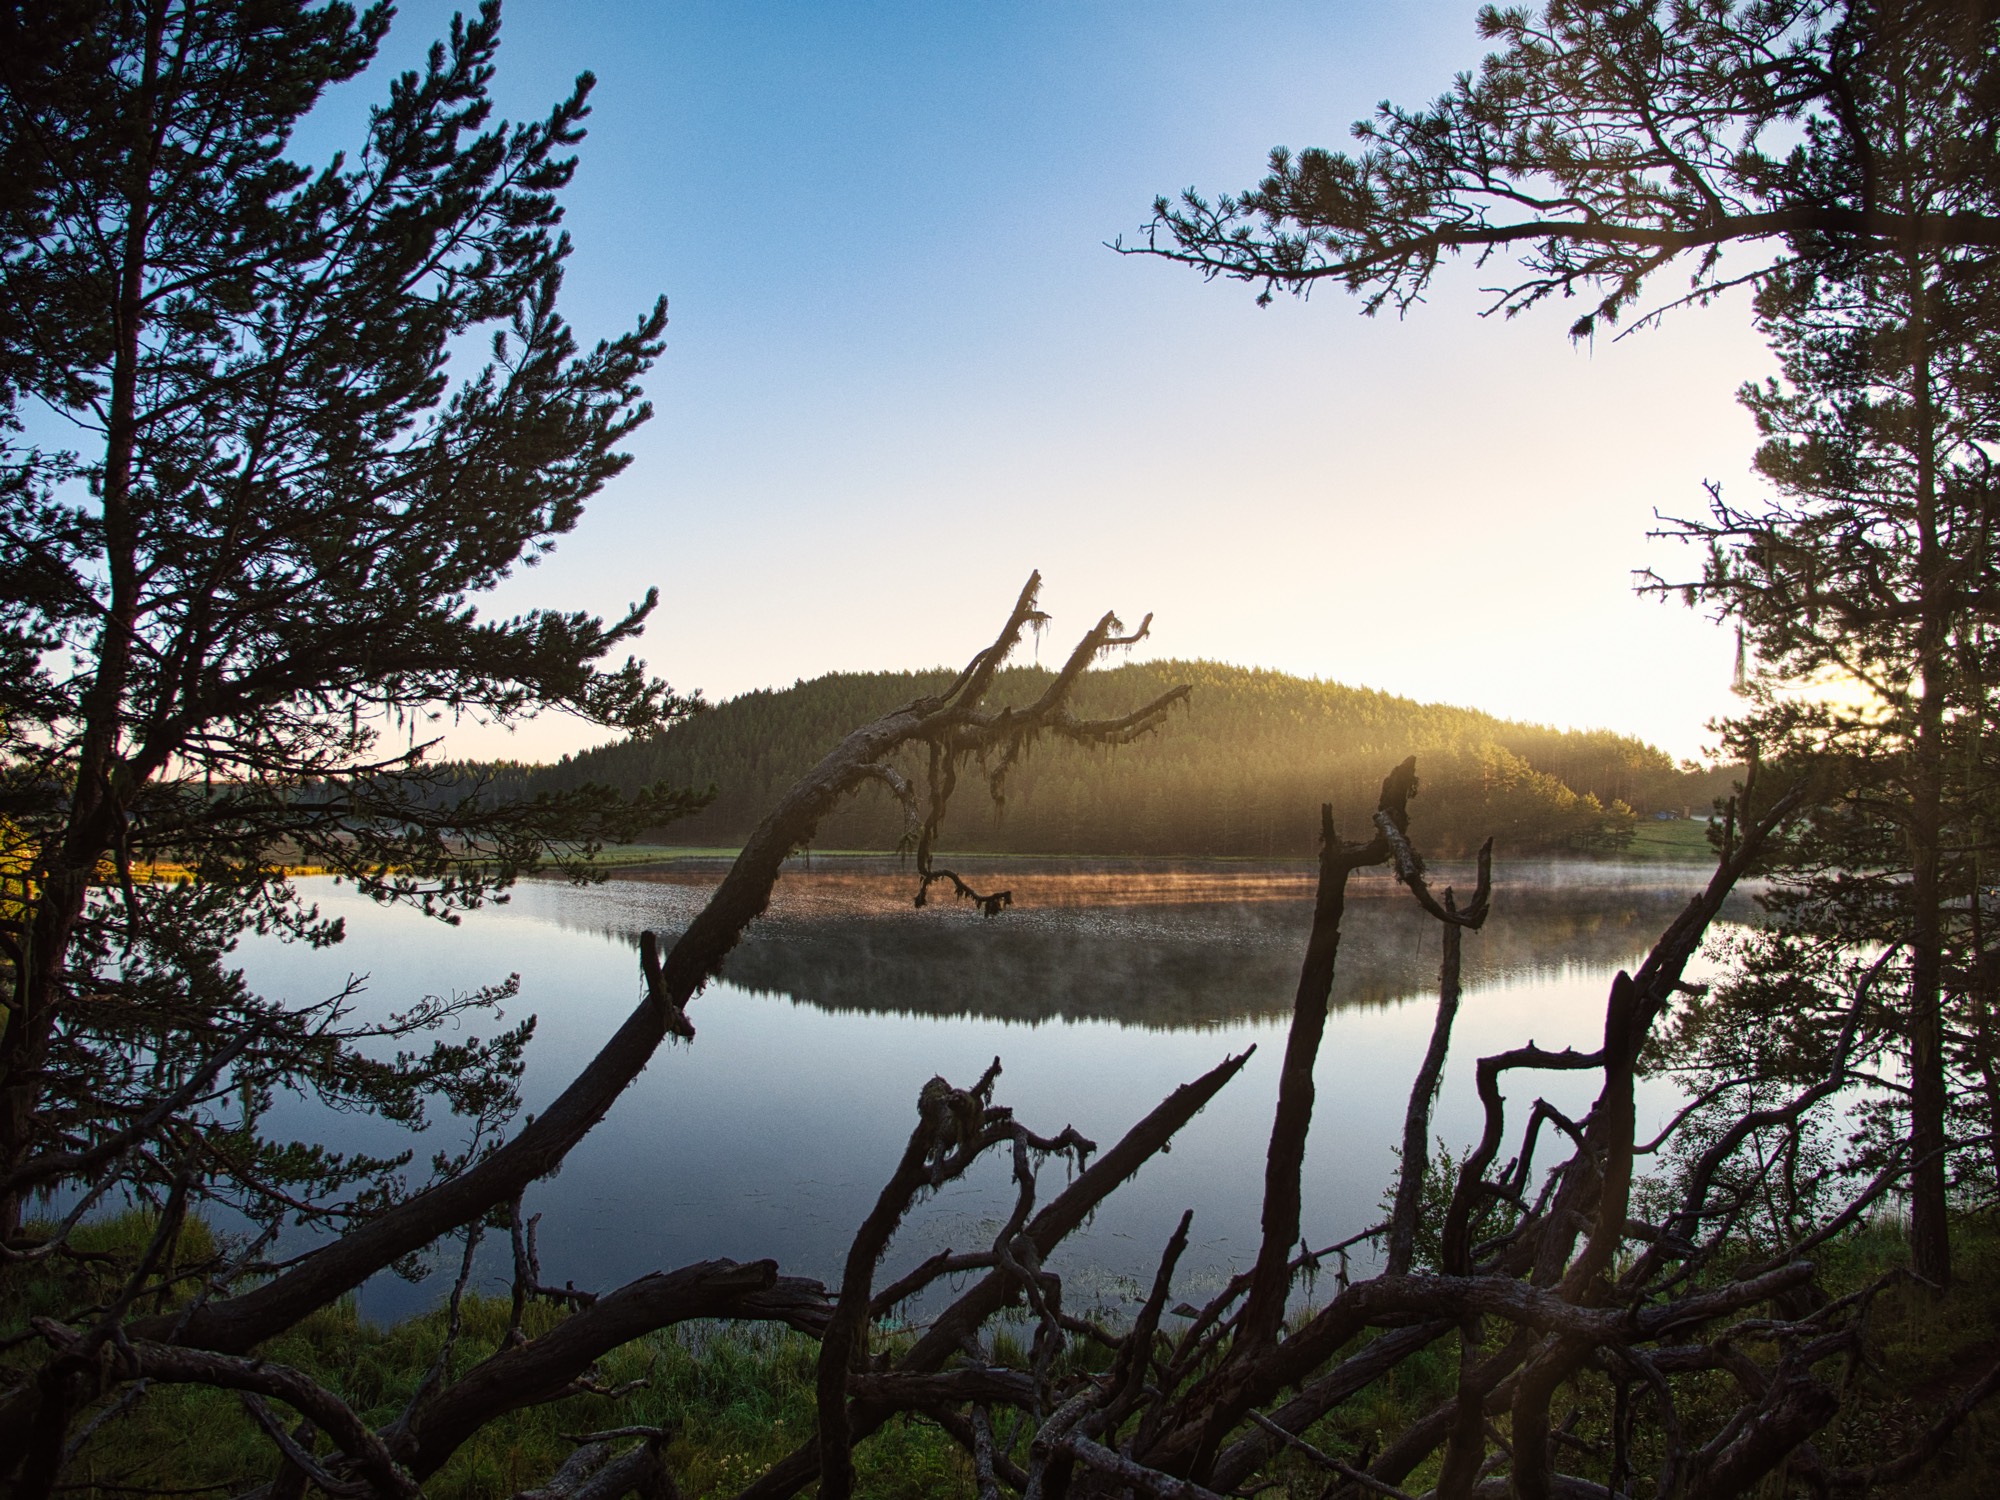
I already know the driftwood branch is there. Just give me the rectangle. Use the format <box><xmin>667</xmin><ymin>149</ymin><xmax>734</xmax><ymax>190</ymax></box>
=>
<box><xmin>1381</xmin><ymin>825</ymin><xmax>1495</xmax><ymax>1284</ymax></box>
<box><xmin>391</xmin><ymin>1259</ymin><xmax>826</xmax><ymax>1478</ymax></box>
<box><xmin>74</xmin><ymin>576</ymin><xmax>1182</xmax><ymax>1368</ymax></box>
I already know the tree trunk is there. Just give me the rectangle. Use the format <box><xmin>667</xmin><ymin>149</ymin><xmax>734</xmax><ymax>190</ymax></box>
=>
<box><xmin>1235</xmin><ymin>805</ymin><xmax>1355</xmax><ymax>1352</ymax></box>
<box><xmin>1906</xmin><ymin>257</ymin><xmax>1952</xmax><ymax>1290</ymax></box>
<box><xmin>0</xmin><ymin>0</ymin><xmax>162</xmax><ymax>1240</ymax></box>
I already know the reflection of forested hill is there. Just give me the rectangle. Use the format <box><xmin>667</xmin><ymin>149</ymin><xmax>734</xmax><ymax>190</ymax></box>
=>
<box><xmin>719</xmin><ymin>889</ymin><xmax>1749</xmax><ymax>1029</ymax></box>
<box><xmin>490</xmin><ymin>663</ymin><xmax>1735</xmax><ymax>858</ymax></box>
<box><xmin>539</xmin><ymin>867</ymin><xmax>1756</xmax><ymax>1031</ymax></box>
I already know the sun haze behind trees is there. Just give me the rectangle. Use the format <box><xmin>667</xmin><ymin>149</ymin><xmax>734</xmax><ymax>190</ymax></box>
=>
<box><xmin>0</xmin><ymin>0</ymin><xmax>704</xmax><ymax>1248</ymax></box>
<box><xmin>1137</xmin><ymin>0</ymin><xmax>2000</xmax><ymax>1289</ymax></box>
<box><xmin>505</xmin><ymin>661</ymin><xmax>1723</xmax><ymax>858</ymax></box>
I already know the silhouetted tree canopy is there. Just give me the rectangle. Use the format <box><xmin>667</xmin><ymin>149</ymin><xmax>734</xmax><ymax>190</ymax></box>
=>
<box><xmin>1133</xmin><ymin>0</ymin><xmax>2000</xmax><ymax>337</ymax></box>
<box><xmin>1139</xmin><ymin>0</ymin><xmax>2000</xmax><ymax>1291</ymax></box>
<box><xmin>0</xmin><ymin>0</ymin><xmax>701</xmax><ymax>1246</ymax></box>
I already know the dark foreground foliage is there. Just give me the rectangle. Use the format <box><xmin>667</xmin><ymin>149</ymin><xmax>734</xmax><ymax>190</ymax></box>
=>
<box><xmin>8</xmin><ymin>1210</ymin><xmax>1999</xmax><ymax>1500</ymax></box>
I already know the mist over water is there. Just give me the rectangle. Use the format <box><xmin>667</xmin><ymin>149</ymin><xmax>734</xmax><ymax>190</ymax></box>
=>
<box><xmin>238</xmin><ymin>860</ymin><xmax>1752</xmax><ymax>1324</ymax></box>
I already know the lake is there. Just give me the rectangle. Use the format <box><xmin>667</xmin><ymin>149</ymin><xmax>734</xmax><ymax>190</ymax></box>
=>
<box><xmin>235</xmin><ymin>857</ymin><xmax>1752</xmax><ymax>1324</ymax></box>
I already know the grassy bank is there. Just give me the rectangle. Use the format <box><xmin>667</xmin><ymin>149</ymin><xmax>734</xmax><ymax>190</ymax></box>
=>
<box><xmin>1619</xmin><ymin>815</ymin><xmax>1720</xmax><ymax>862</ymax></box>
<box><xmin>49</xmin><ymin>1301</ymin><xmax>965</xmax><ymax>1497</ymax></box>
<box><xmin>7</xmin><ymin>1210</ymin><xmax>1995</xmax><ymax>1496</ymax></box>
<box><xmin>3</xmin><ymin>1213</ymin><xmax>964</xmax><ymax>1498</ymax></box>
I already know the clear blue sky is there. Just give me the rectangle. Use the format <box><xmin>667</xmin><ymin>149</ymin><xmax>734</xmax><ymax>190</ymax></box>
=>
<box><xmin>317</xmin><ymin>0</ymin><xmax>1772</xmax><ymax>763</ymax></box>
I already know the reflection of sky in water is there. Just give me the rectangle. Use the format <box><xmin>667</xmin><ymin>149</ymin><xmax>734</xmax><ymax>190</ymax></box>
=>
<box><xmin>236</xmin><ymin>865</ymin><xmax>1749</xmax><ymax>1324</ymax></box>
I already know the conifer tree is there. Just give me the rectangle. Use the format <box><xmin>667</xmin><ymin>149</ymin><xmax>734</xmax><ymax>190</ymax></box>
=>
<box><xmin>1653</xmin><ymin>132</ymin><xmax>2000</xmax><ymax>1286</ymax></box>
<box><xmin>0</xmin><ymin>0</ymin><xmax>699</xmax><ymax>1239</ymax></box>
<box><xmin>1139</xmin><ymin>0</ymin><xmax>2000</xmax><ymax>1285</ymax></box>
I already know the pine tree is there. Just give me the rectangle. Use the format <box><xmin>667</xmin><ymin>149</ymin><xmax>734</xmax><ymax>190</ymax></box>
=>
<box><xmin>1140</xmin><ymin>0</ymin><xmax>2000</xmax><ymax>1285</ymax></box>
<box><xmin>1658</xmin><ymin>191</ymin><xmax>2000</xmax><ymax>1285</ymax></box>
<box><xmin>0</xmin><ymin>0</ymin><xmax>700</xmax><ymax>1239</ymax></box>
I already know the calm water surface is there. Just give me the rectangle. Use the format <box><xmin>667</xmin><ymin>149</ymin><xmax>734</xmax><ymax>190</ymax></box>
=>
<box><xmin>236</xmin><ymin>859</ymin><xmax>1751</xmax><ymax>1323</ymax></box>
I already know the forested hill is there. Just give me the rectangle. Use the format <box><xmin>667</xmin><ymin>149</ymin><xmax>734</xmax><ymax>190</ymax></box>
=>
<box><xmin>503</xmin><ymin>661</ymin><xmax>1725</xmax><ymax>857</ymax></box>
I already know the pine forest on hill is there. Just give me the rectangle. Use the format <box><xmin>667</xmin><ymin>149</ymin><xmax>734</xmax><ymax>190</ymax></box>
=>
<box><xmin>483</xmin><ymin>661</ymin><xmax>1732</xmax><ymax>858</ymax></box>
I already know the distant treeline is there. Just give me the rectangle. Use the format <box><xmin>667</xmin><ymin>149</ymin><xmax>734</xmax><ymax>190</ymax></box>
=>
<box><xmin>451</xmin><ymin>662</ymin><xmax>1737</xmax><ymax>858</ymax></box>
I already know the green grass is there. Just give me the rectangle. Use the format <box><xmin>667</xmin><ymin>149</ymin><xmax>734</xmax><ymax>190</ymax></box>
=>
<box><xmin>1620</xmin><ymin>816</ymin><xmax>1719</xmax><ymax>862</ymax></box>
<box><xmin>585</xmin><ymin>843</ymin><xmax>748</xmax><ymax>863</ymax></box>
<box><xmin>10</xmin><ymin>1210</ymin><xmax>2000</xmax><ymax>1496</ymax></box>
<box><xmin>1205</xmin><ymin>1214</ymin><xmax>2000</xmax><ymax>1499</ymax></box>
<box><xmin>2</xmin><ymin>1215</ymin><xmax>965</xmax><ymax>1498</ymax></box>
<box><xmin>1810</xmin><ymin>1214</ymin><xmax>2000</xmax><ymax>1497</ymax></box>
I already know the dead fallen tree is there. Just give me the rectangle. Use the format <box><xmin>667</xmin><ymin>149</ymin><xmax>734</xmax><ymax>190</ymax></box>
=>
<box><xmin>3</xmin><ymin>578</ymin><xmax>1995</xmax><ymax>1498</ymax></box>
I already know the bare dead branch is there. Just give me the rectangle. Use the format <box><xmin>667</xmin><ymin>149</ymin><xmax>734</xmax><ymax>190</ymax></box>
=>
<box><xmin>393</xmin><ymin>1259</ymin><xmax>823</xmax><ymax>1478</ymax></box>
<box><xmin>99</xmin><ymin>577</ymin><xmax>1182</xmax><ymax>1362</ymax></box>
<box><xmin>28</xmin><ymin>1326</ymin><xmax>417</xmax><ymax>1499</ymax></box>
<box><xmin>1245</xmin><ymin>1410</ymin><xmax>1416</xmax><ymax>1500</ymax></box>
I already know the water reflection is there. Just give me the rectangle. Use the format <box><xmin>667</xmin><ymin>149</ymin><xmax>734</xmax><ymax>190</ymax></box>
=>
<box><xmin>234</xmin><ymin>860</ymin><xmax>1751</xmax><ymax>1324</ymax></box>
<box><xmin>522</xmin><ymin>860</ymin><xmax>1753</xmax><ymax>1029</ymax></box>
